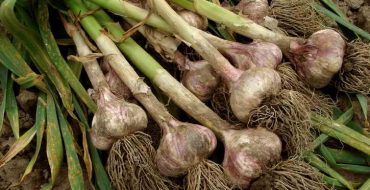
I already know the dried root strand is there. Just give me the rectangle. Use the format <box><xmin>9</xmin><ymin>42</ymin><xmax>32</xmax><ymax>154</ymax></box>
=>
<box><xmin>277</xmin><ymin>63</ymin><xmax>335</xmax><ymax>118</ymax></box>
<box><xmin>336</xmin><ymin>40</ymin><xmax>370</xmax><ymax>95</ymax></box>
<box><xmin>186</xmin><ymin>160</ymin><xmax>232</xmax><ymax>190</ymax></box>
<box><xmin>247</xmin><ymin>90</ymin><xmax>315</xmax><ymax>156</ymax></box>
<box><xmin>251</xmin><ymin>157</ymin><xmax>330</xmax><ymax>190</ymax></box>
<box><xmin>270</xmin><ymin>0</ymin><xmax>328</xmax><ymax>37</ymax></box>
<box><xmin>211</xmin><ymin>82</ymin><xmax>241</xmax><ymax>126</ymax></box>
<box><xmin>107</xmin><ymin>132</ymin><xmax>178</xmax><ymax>190</ymax></box>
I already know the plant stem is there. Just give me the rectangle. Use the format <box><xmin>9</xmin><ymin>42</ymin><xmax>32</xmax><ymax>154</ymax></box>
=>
<box><xmin>305</xmin><ymin>152</ymin><xmax>355</xmax><ymax>190</ymax></box>
<box><xmin>311</xmin><ymin>117</ymin><xmax>370</xmax><ymax>155</ymax></box>
<box><xmin>359</xmin><ymin>178</ymin><xmax>370</xmax><ymax>190</ymax></box>
<box><xmin>84</xmin><ymin>2</ymin><xmax>231</xmax><ymax>137</ymax></box>
<box><xmin>312</xmin><ymin>114</ymin><xmax>370</xmax><ymax>147</ymax></box>
<box><xmin>171</xmin><ymin>0</ymin><xmax>296</xmax><ymax>52</ymax></box>
<box><xmin>62</xmin><ymin>17</ymin><xmax>109</xmax><ymax>90</ymax></box>
<box><xmin>65</xmin><ymin>0</ymin><xmax>227</xmax><ymax>137</ymax></box>
<box><xmin>153</xmin><ymin>0</ymin><xmax>241</xmax><ymax>83</ymax></box>
<box><xmin>86</xmin><ymin>0</ymin><xmax>251</xmax><ymax>52</ymax></box>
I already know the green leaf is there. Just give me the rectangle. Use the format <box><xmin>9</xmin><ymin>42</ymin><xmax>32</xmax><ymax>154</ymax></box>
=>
<box><xmin>0</xmin><ymin>125</ymin><xmax>37</xmax><ymax>167</ymax></box>
<box><xmin>359</xmin><ymin>178</ymin><xmax>370</xmax><ymax>190</ymax></box>
<box><xmin>336</xmin><ymin>107</ymin><xmax>353</xmax><ymax>125</ymax></box>
<box><xmin>327</xmin><ymin>148</ymin><xmax>367</xmax><ymax>165</ymax></box>
<box><xmin>313</xmin><ymin>4</ymin><xmax>370</xmax><ymax>40</ymax></box>
<box><xmin>0</xmin><ymin>65</ymin><xmax>8</xmax><ymax>133</ymax></box>
<box><xmin>320</xmin><ymin>0</ymin><xmax>347</xmax><ymax>20</ymax></box>
<box><xmin>0</xmin><ymin>0</ymin><xmax>74</xmax><ymax>114</ymax></box>
<box><xmin>347</xmin><ymin>121</ymin><xmax>365</xmax><ymax>134</ymax></box>
<box><xmin>5</xmin><ymin>74</ymin><xmax>19</xmax><ymax>139</ymax></box>
<box><xmin>36</xmin><ymin>0</ymin><xmax>97</xmax><ymax>112</ymax></box>
<box><xmin>318</xmin><ymin>145</ymin><xmax>337</xmax><ymax>166</ymax></box>
<box><xmin>73</xmin><ymin>96</ymin><xmax>112</xmax><ymax>190</ymax></box>
<box><xmin>336</xmin><ymin>164</ymin><xmax>370</xmax><ymax>174</ymax></box>
<box><xmin>44</xmin><ymin>94</ymin><xmax>63</xmax><ymax>189</ymax></box>
<box><xmin>356</xmin><ymin>94</ymin><xmax>368</xmax><ymax>121</ymax></box>
<box><xmin>56</xmin><ymin>104</ymin><xmax>85</xmax><ymax>189</ymax></box>
<box><xmin>72</xmin><ymin>96</ymin><xmax>92</xmax><ymax>183</ymax></box>
<box><xmin>312</xmin><ymin>109</ymin><xmax>353</xmax><ymax>149</ymax></box>
<box><xmin>0</xmin><ymin>33</ymin><xmax>48</xmax><ymax>92</ymax></box>
<box><xmin>20</xmin><ymin>93</ymin><xmax>46</xmax><ymax>181</ymax></box>
<box><xmin>305</xmin><ymin>152</ymin><xmax>355</xmax><ymax>190</ymax></box>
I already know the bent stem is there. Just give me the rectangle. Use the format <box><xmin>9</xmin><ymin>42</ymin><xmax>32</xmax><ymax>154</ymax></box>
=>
<box><xmin>82</xmin><ymin>1</ymin><xmax>230</xmax><ymax>137</ymax></box>
<box><xmin>62</xmin><ymin>16</ymin><xmax>109</xmax><ymax>90</ymax></box>
<box><xmin>152</xmin><ymin>0</ymin><xmax>241</xmax><ymax>83</ymax></box>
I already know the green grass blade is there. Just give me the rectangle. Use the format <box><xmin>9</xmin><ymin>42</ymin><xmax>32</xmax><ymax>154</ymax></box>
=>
<box><xmin>356</xmin><ymin>94</ymin><xmax>368</xmax><ymax>122</ymax></box>
<box><xmin>359</xmin><ymin>178</ymin><xmax>370</xmax><ymax>190</ymax></box>
<box><xmin>346</xmin><ymin>121</ymin><xmax>366</xmax><ymax>134</ymax></box>
<box><xmin>0</xmin><ymin>125</ymin><xmax>37</xmax><ymax>167</ymax></box>
<box><xmin>36</xmin><ymin>0</ymin><xmax>96</xmax><ymax>112</ymax></box>
<box><xmin>327</xmin><ymin>148</ymin><xmax>367</xmax><ymax>165</ymax></box>
<box><xmin>73</xmin><ymin>96</ymin><xmax>112</xmax><ymax>190</ymax></box>
<box><xmin>0</xmin><ymin>0</ymin><xmax>74</xmax><ymax>114</ymax></box>
<box><xmin>320</xmin><ymin>0</ymin><xmax>347</xmax><ymax>20</ymax></box>
<box><xmin>312</xmin><ymin>109</ymin><xmax>352</xmax><ymax>149</ymax></box>
<box><xmin>0</xmin><ymin>32</ymin><xmax>48</xmax><ymax>92</ymax></box>
<box><xmin>20</xmin><ymin>93</ymin><xmax>47</xmax><ymax>181</ymax></box>
<box><xmin>72</xmin><ymin>95</ymin><xmax>92</xmax><ymax>183</ymax></box>
<box><xmin>312</xmin><ymin>134</ymin><xmax>330</xmax><ymax>149</ymax></box>
<box><xmin>0</xmin><ymin>65</ymin><xmax>8</xmax><ymax>133</ymax></box>
<box><xmin>322</xmin><ymin>175</ymin><xmax>347</xmax><ymax>188</ymax></box>
<box><xmin>44</xmin><ymin>94</ymin><xmax>64</xmax><ymax>189</ymax></box>
<box><xmin>5</xmin><ymin>74</ymin><xmax>19</xmax><ymax>139</ymax></box>
<box><xmin>336</xmin><ymin>164</ymin><xmax>370</xmax><ymax>174</ymax></box>
<box><xmin>318</xmin><ymin>145</ymin><xmax>337</xmax><ymax>166</ymax></box>
<box><xmin>336</xmin><ymin>107</ymin><xmax>353</xmax><ymax>125</ymax></box>
<box><xmin>56</xmin><ymin>104</ymin><xmax>85</xmax><ymax>189</ymax></box>
<box><xmin>313</xmin><ymin>4</ymin><xmax>370</xmax><ymax>40</ymax></box>
<box><xmin>305</xmin><ymin>152</ymin><xmax>355</xmax><ymax>190</ymax></box>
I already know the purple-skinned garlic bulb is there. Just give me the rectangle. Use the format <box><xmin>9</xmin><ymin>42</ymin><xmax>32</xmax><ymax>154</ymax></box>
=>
<box><xmin>155</xmin><ymin>119</ymin><xmax>217</xmax><ymax>176</ymax></box>
<box><xmin>222</xmin><ymin>127</ymin><xmax>282</xmax><ymax>187</ymax></box>
<box><xmin>221</xmin><ymin>41</ymin><xmax>283</xmax><ymax>70</ymax></box>
<box><xmin>179</xmin><ymin>10</ymin><xmax>208</xmax><ymax>30</ymax></box>
<box><xmin>229</xmin><ymin>67</ymin><xmax>282</xmax><ymax>122</ymax></box>
<box><xmin>90</xmin><ymin>126</ymin><xmax>115</xmax><ymax>150</ymax></box>
<box><xmin>289</xmin><ymin>29</ymin><xmax>346</xmax><ymax>88</ymax></box>
<box><xmin>234</xmin><ymin>0</ymin><xmax>269</xmax><ymax>23</ymax></box>
<box><xmin>181</xmin><ymin>60</ymin><xmax>220</xmax><ymax>101</ymax></box>
<box><xmin>105</xmin><ymin>69</ymin><xmax>132</xmax><ymax>100</ymax></box>
<box><xmin>92</xmin><ymin>87</ymin><xmax>147</xmax><ymax>142</ymax></box>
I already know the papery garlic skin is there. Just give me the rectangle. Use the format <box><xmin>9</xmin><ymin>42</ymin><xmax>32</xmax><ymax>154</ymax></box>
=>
<box><xmin>229</xmin><ymin>67</ymin><xmax>281</xmax><ymax>122</ymax></box>
<box><xmin>155</xmin><ymin>120</ymin><xmax>217</xmax><ymax>176</ymax></box>
<box><xmin>289</xmin><ymin>29</ymin><xmax>345</xmax><ymax>88</ymax></box>
<box><xmin>182</xmin><ymin>61</ymin><xmax>220</xmax><ymax>101</ymax></box>
<box><xmin>222</xmin><ymin>128</ymin><xmax>282</xmax><ymax>187</ymax></box>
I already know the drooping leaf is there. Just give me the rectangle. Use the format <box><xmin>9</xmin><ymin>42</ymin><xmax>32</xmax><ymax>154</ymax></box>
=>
<box><xmin>0</xmin><ymin>32</ymin><xmax>47</xmax><ymax>92</ymax></box>
<box><xmin>5</xmin><ymin>74</ymin><xmax>19</xmax><ymax>139</ymax></box>
<box><xmin>20</xmin><ymin>93</ymin><xmax>47</xmax><ymax>182</ymax></box>
<box><xmin>0</xmin><ymin>64</ymin><xmax>8</xmax><ymax>133</ymax></box>
<box><xmin>72</xmin><ymin>95</ymin><xmax>92</xmax><ymax>183</ymax></box>
<box><xmin>356</xmin><ymin>94</ymin><xmax>368</xmax><ymax>122</ymax></box>
<box><xmin>43</xmin><ymin>94</ymin><xmax>63</xmax><ymax>189</ymax></box>
<box><xmin>0</xmin><ymin>0</ymin><xmax>74</xmax><ymax>114</ymax></box>
<box><xmin>73</xmin><ymin>95</ymin><xmax>112</xmax><ymax>190</ymax></box>
<box><xmin>56</xmin><ymin>104</ymin><xmax>85</xmax><ymax>189</ymax></box>
<box><xmin>36</xmin><ymin>0</ymin><xmax>96</xmax><ymax>112</ymax></box>
<box><xmin>0</xmin><ymin>125</ymin><xmax>37</xmax><ymax>167</ymax></box>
